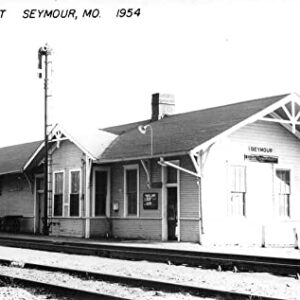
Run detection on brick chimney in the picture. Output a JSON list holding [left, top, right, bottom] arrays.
[[151, 93, 175, 121]]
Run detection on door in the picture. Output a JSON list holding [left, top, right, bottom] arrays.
[[35, 177, 45, 234], [246, 163, 273, 221], [167, 187, 178, 240], [37, 192, 45, 234], [94, 170, 108, 216]]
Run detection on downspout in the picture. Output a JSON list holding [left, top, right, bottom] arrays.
[[198, 151, 204, 237], [85, 155, 92, 239]]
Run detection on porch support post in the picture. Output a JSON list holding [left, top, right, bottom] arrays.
[[161, 163, 167, 241], [85, 156, 92, 239]]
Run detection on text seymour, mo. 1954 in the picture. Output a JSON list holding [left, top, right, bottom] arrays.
[[0, 8, 141, 19]]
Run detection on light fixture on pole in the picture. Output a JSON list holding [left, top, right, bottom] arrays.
[[138, 124, 153, 156]]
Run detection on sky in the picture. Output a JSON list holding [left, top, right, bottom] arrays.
[[1, 0, 300, 147]]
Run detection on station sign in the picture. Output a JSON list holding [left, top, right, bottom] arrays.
[[244, 145, 278, 163], [248, 146, 273, 154], [244, 154, 278, 164]]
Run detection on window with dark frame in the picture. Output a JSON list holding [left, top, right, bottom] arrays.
[[70, 170, 80, 217], [36, 177, 44, 191], [95, 170, 107, 216], [126, 169, 137, 215], [276, 169, 291, 217], [229, 165, 246, 217], [167, 166, 177, 184], [54, 172, 63, 217]]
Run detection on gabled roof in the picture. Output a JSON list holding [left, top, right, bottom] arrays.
[[51, 124, 118, 160], [99, 94, 291, 162], [0, 141, 42, 175], [0, 93, 297, 175], [24, 124, 118, 170]]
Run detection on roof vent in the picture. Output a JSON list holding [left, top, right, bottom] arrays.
[[151, 93, 175, 122]]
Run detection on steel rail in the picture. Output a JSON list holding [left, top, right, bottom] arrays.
[[0, 273, 129, 300], [0, 236, 299, 277], [0, 259, 286, 300]]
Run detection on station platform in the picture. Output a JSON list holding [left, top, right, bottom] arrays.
[[0, 232, 299, 260]]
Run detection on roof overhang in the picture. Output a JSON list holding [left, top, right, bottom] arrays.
[[0, 170, 23, 176], [190, 93, 300, 155], [95, 150, 190, 164]]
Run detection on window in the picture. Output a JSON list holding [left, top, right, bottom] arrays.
[[167, 167, 178, 184], [275, 169, 291, 217], [36, 177, 44, 191], [124, 166, 138, 216], [70, 170, 80, 217], [229, 165, 246, 217], [53, 172, 64, 216], [95, 170, 107, 216]]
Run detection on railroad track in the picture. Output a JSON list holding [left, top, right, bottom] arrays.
[[0, 258, 286, 300], [0, 236, 299, 277], [0, 273, 129, 300]]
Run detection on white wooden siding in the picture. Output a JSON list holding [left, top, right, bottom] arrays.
[[112, 218, 161, 240], [202, 120, 300, 245], [179, 156, 199, 220], [50, 218, 84, 237], [0, 174, 34, 232], [50, 140, 85, 237], [90, 218, 108, 237]]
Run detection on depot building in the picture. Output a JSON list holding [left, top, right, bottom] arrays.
[[0, 92, 300, 246]]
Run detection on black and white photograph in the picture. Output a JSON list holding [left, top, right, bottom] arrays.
[[0, 0, 299, 299]]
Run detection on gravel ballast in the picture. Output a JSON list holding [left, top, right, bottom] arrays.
[[0, 245, 298, 299]]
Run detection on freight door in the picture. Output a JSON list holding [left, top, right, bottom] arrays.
[[167, 187, 178, 240], [246, 163, 273, 221]]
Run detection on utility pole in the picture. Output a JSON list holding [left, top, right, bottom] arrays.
[[38, 44, 52, 235]]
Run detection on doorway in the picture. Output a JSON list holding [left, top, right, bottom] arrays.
[[35, 176, 45, 234], [94, 170, 108, 216], [93, 168, 110, 217], [246, 163, 273, 221], [167, 187, 178, 240]]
